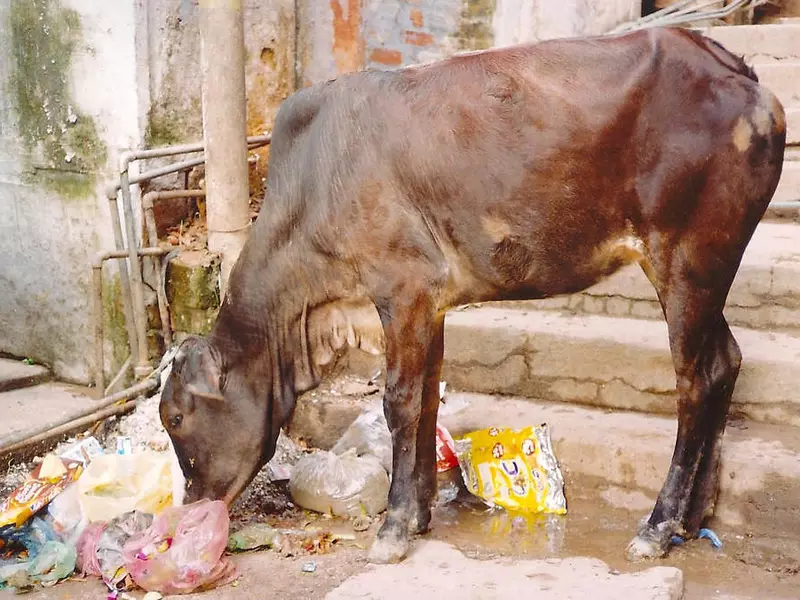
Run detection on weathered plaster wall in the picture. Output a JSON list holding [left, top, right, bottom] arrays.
[[297, 0, 639, 83], [0, 0, 143, 382]]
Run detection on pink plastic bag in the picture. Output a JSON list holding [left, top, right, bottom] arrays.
[[122, 500, 238, 595], [76, 521, 105, 576]]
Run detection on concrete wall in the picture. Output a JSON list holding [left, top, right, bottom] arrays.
[[0, 0, 142, 382]]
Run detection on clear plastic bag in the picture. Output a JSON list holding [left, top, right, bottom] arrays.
[[0, 517, 75, 590], [77, 452, 174, 524], [331, 402, 393, 474], [122, 499, 237, 595], [289, 449, 390, 517]]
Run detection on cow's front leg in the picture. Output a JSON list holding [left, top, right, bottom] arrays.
[[367, 292, 441, 565]]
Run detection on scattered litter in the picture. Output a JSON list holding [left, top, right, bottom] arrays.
[[455, 425, 567, 514], [59, 437, 104, 466], [351, 515, 371, 532], [116, 437, 133, 456], [142, 591, 163, 600], [0, 517, 75, 591], [123, 499, 237, 595], [78, 451, 174, 523], [289, 449, 389, 518], [46, 482, 87, 545], [435, 424, 464, 506], [0, 456, 83, 528], [331, 401, 392, 474], [301, 560, 317, 573], [227, 522, 282, 552], [96, 511, 154, 594], [699, 528, 722, 549]]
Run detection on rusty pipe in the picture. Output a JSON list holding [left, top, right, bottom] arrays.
[[93, 247, 174, 394], [142, 189, 207, 348], [106, 136, 271, 195]]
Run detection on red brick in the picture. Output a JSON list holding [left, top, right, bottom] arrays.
[[410, 8, 424, 28], [404, 30, 434, 47], [369, 48, 403, 66]]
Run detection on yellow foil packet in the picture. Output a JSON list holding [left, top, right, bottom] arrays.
[[455, 425, 566, 514]]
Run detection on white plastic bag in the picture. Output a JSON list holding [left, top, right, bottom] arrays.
[[289, 449, 389, 517], [331, 402, 393, 474]]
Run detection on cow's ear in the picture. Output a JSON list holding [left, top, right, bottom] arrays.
[[175, 336, 225, 402]]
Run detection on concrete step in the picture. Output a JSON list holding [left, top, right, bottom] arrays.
[[290, 386, 800, 543], [439, 307, 800, 427], [752, 62, 800, 109], [0, 357, 50, 392], [774, 160, 800, 204], [0, 382, 97, 447], [787, 107, 800, 145], [698, 23, 800, 64], [511, 222, 800, 333]]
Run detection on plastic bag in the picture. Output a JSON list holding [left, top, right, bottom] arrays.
[[434, 424, 465, 506], [331, 402, 393, 474], [289, 449, 389, 518], [0, 456, 83, 528], [122, 499, 238, 595], [455, 425, 567, 514], [76, 521, 106, 576], [227, 523, 282, 552], [77, 451, 174, 523], [46, 482, 87, 546], [0, 517, 75, 590], [93, 511, 154, 593]]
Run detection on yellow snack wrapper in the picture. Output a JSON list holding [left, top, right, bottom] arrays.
[[455, 425, 566, 515]]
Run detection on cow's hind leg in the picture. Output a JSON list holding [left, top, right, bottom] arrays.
[[627, 246, 742, 561], [367, 288, 444, 564]]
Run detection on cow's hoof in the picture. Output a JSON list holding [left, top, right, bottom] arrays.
[[408, 512, 431, 536], [626, 534, 667, 562], [368, 534, 409, 564]]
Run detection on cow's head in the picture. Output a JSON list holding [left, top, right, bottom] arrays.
[[159, 336, 280, 506]]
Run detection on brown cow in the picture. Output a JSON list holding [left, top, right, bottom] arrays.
[[160, 26, 786, 564]]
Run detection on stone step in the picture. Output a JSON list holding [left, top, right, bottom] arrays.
[[698, 23, 800, 64], [775, 160, 800, 204], [0, 357, 50, 393], [0, 382, 97, 448], [440, 307, 800, 427], [513, 221, 800, 333], [752, 62, 800, 109], [787, 107, 800, 145]]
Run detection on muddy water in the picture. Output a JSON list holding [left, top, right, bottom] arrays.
[[427, 475, 800, 599]]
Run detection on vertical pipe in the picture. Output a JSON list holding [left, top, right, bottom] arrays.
[[199, 0, 251, 296], [119, 172, 152, 378], [106, 191, 141, 370], [92, 263, 105, 396]]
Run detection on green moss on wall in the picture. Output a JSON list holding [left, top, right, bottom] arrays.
[[457, 0, 496, 51], [10, 0, 107, 198], [102, 274, 131, 376]]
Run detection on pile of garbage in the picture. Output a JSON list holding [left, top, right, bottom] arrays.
[[288, 384, 568, 521], [0, 436, 236, 596]]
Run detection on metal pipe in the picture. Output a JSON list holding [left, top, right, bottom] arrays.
[[118, 172, 152, 379], [118, 134, 271, 171], [0, 378, 159, 456], [107, 137, 270, 194], [142, 189, 207, 347], [200, 0, 252, 294], [93, 247, 174, 393], [105, 190, 140, 367], [105, 355, 132, 396]]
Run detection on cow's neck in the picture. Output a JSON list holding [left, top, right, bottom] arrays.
[[207, 240, 366, 420]]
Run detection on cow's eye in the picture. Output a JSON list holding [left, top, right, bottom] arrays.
[[169, 414, 183, 429]]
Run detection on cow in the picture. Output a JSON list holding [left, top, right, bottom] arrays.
[[160, 25, 786, 565]]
